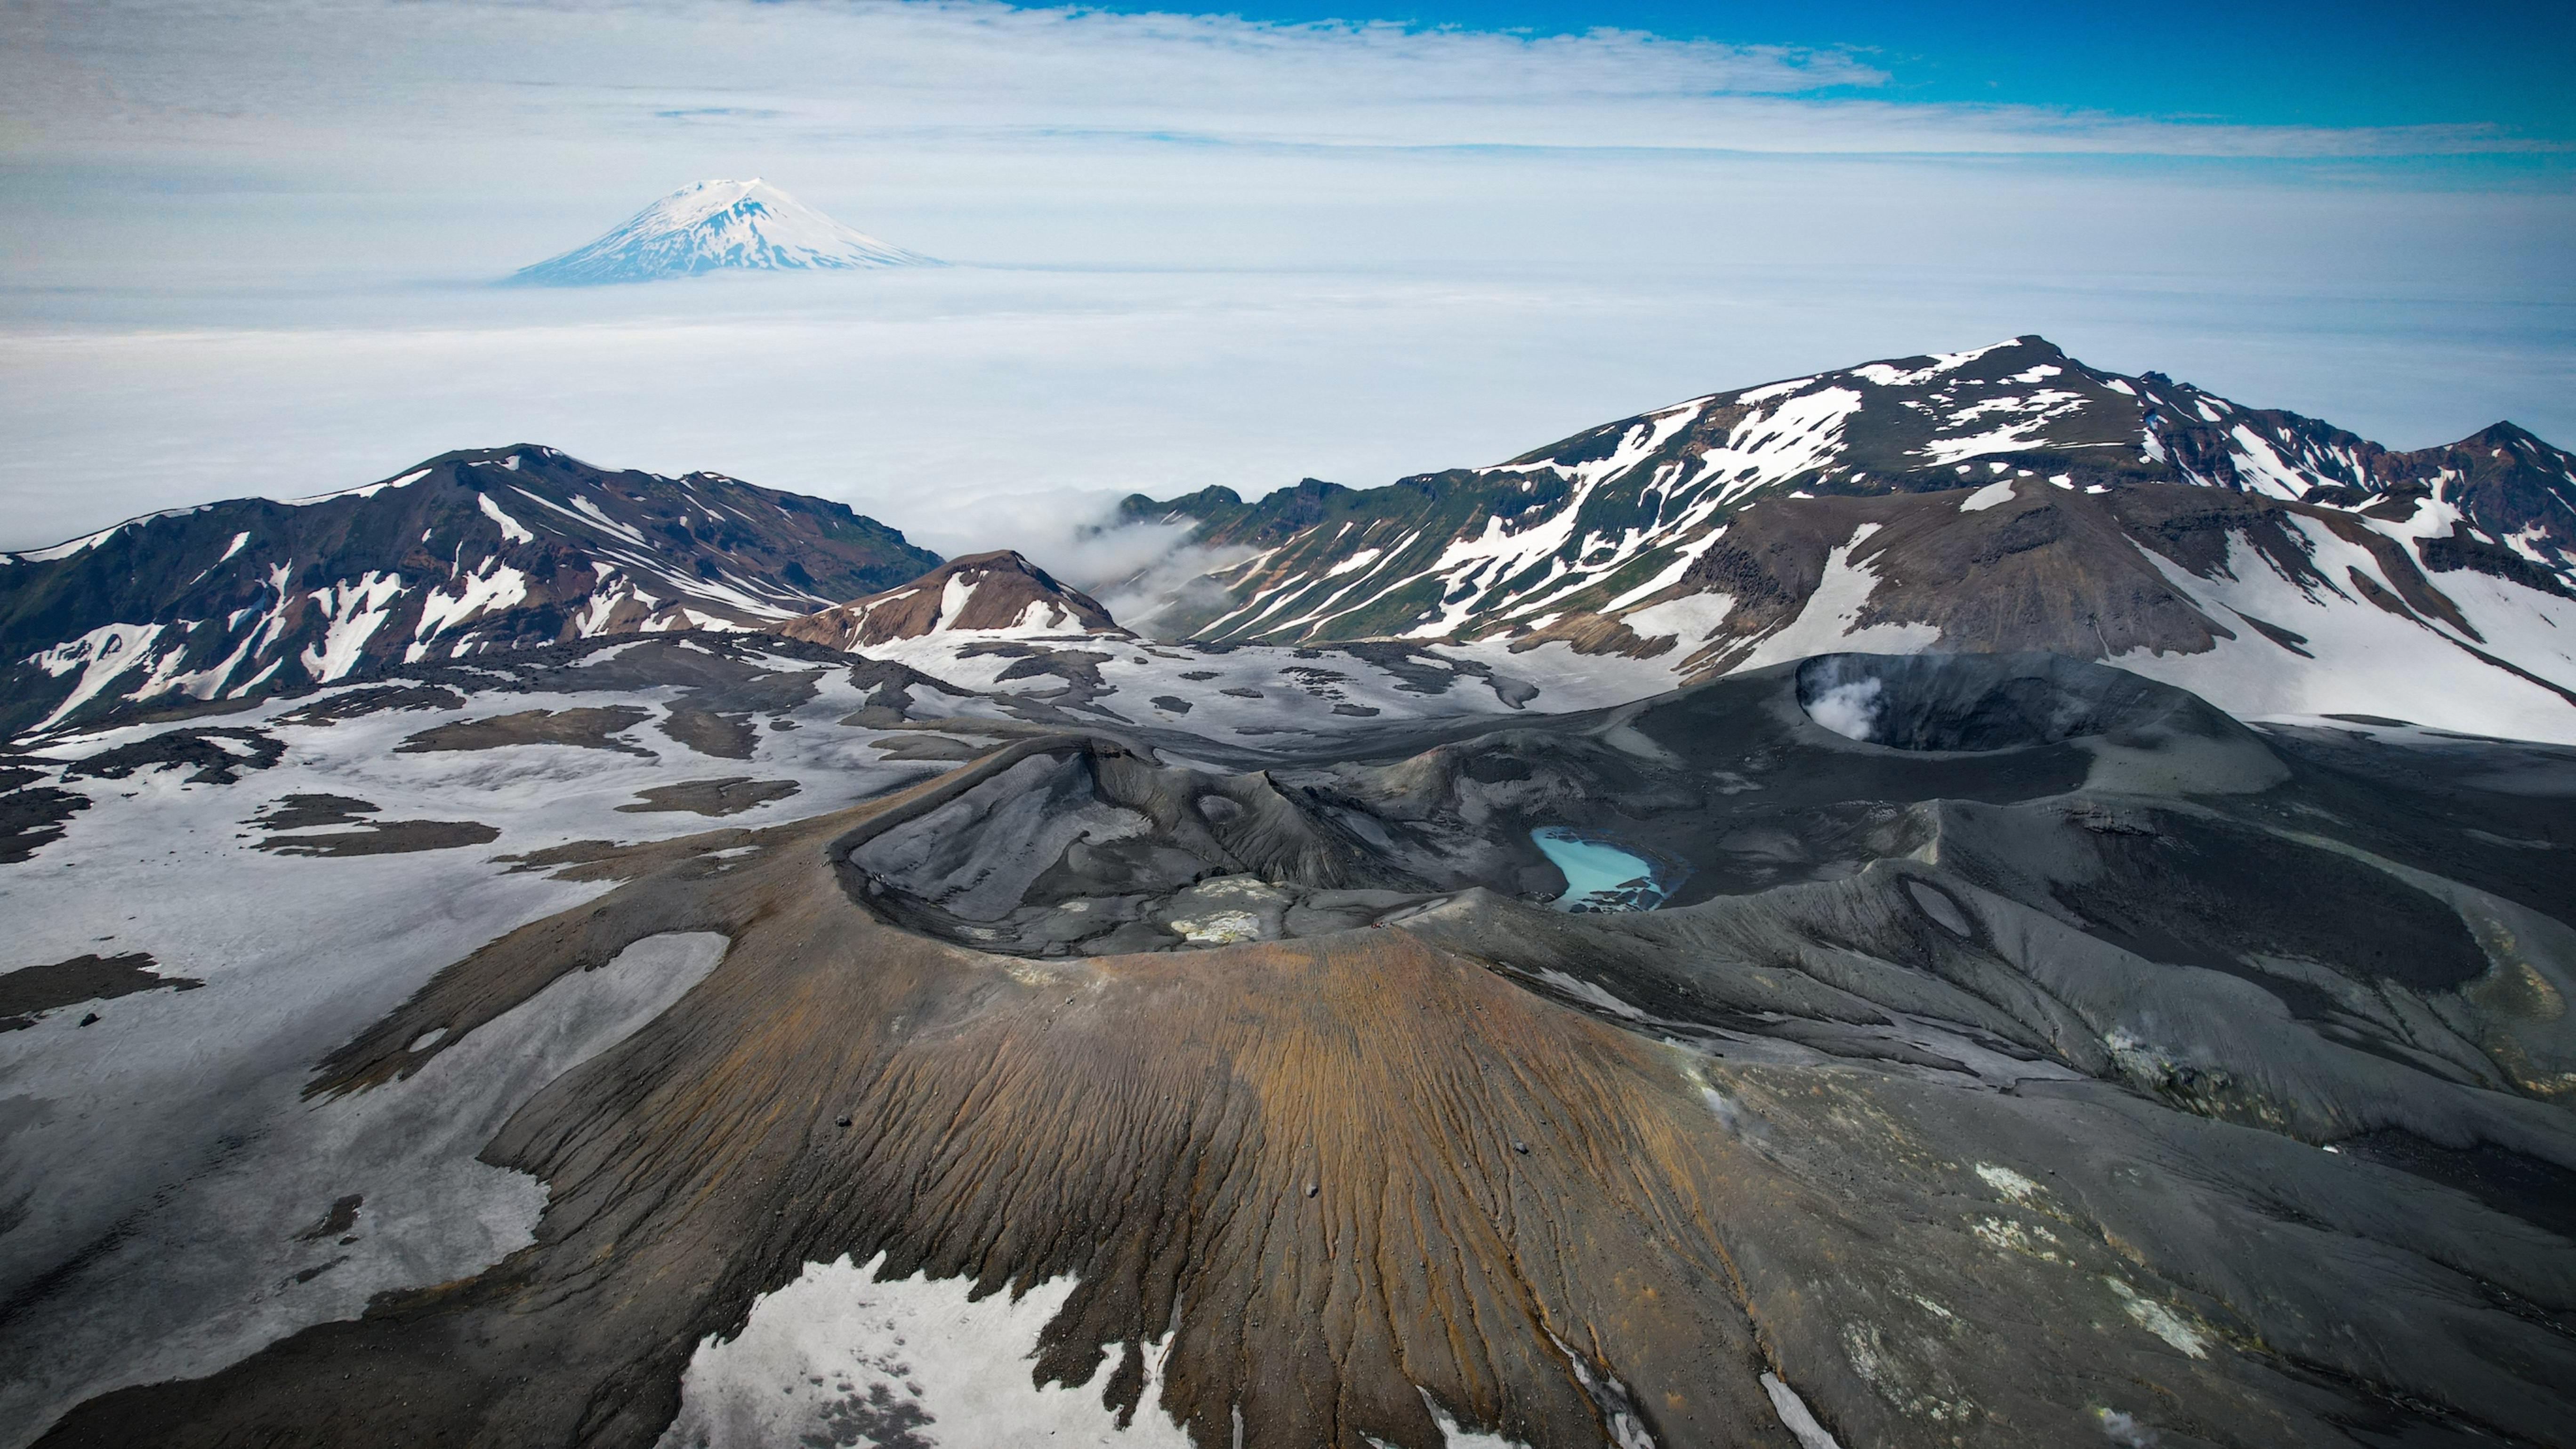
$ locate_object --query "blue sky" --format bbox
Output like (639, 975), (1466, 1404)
(1, 0), (2570, 562)
(1079, 0), (2576, 139)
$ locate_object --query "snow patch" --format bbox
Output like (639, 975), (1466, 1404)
(1919, 389), (2093, 466)
(2112, 521), (2576, 744)
(477, 494), (534, 544)
(1536, 967), (1647, 1019)
(1958, 479), (2018, 513)
(1702, 387), (1867, 505)
(1416, 1392), (1536, 1449)
(1621, 591), (1734, 646)
(27, 622), (168, 731)
(1846, 339), (2011, 389)
(287, 468), (430, 507)
(1760, 1373), (1846, 1449)
(415, 563), (531, 641)
(1974, 1164), (2043, 1203)
(1727, 537), (1940, 674)
(2225, 424), (2312, 500)
(656, 1253), (1191, 1449)
(1733, 376), (1815, 405)
(298, 572), (405, 683)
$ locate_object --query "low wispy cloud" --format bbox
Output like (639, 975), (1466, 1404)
(1022, 515), (1256, 635)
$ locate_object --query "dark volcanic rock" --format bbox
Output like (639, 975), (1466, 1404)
(0, 953), (201, 1031)
(254, 821), (501, 857)
(654, 706), (757, 760)
(397, 707), (655, 757)
(248, 794), (500, 856)
(0, 782), (87, 863)
(250, 795), (382, 831)
(274, 686), (467, 727)
(614, 777), (803, 817)
(62, 727), (286, 786)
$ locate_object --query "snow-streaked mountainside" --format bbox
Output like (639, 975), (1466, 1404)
(509, 179), (934, 286)
(0, 447), (939, 735)
(1119, 335), (2576, 741)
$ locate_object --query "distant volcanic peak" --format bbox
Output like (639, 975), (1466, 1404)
(784, 550), (1122, 650)
(2482, 419), (2555, 449)
(509, 178), (935, 286)
(2443, 419), (2576, 471)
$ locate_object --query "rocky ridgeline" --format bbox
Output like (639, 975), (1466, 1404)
(0, 446), (938, 736)
(1116, 337), (2576, 739)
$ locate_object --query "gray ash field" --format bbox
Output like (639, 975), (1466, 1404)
(4, 631), (2572, 1449)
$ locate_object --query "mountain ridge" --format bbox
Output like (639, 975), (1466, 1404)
(0, 446), (940, 735)
(1113, 335), (2576, 740)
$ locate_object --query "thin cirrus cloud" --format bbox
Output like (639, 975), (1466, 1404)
(4, 0), (2552, 166)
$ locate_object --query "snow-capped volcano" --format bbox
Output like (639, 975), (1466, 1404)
(509, 178), (934, 285)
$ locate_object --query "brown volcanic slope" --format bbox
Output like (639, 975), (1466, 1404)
(1630, 480), (2521, 675)
(782, 549), (1119, 649)
(38, 657), (2576, 1449)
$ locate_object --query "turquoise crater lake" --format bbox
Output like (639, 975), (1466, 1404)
(1530, 827), (1683, 913)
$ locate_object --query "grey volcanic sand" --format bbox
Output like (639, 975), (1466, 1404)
(16, 652), (2576, 1447)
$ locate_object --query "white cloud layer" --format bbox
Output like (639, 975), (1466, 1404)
(6, 259), (2569, 568)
